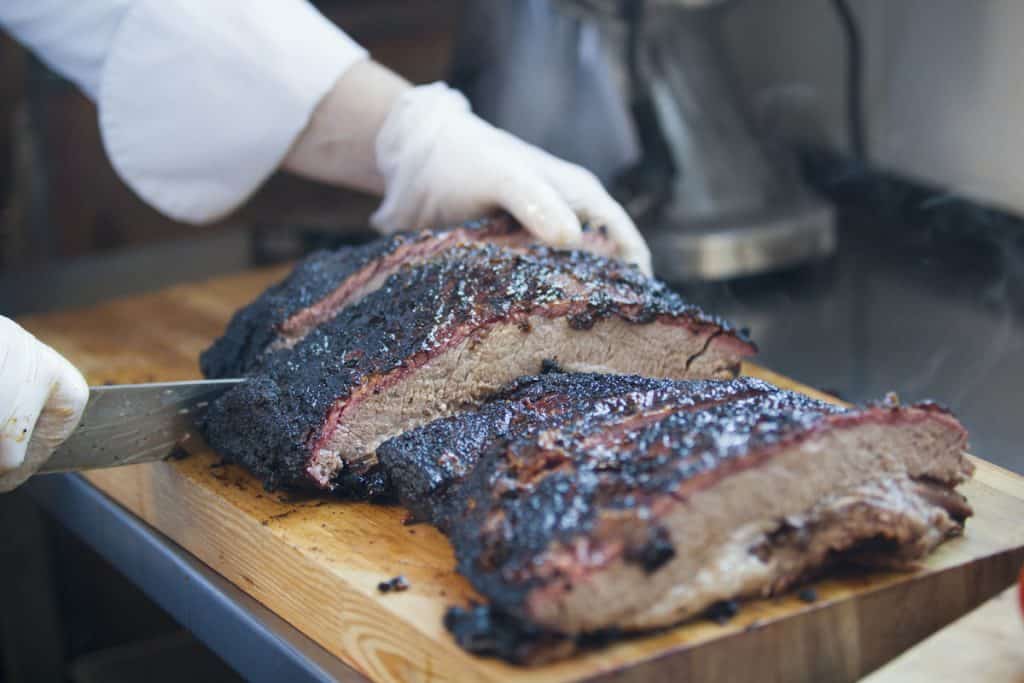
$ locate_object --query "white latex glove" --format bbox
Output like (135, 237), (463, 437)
(284, 64), (651, 274)
(0, 317), (89, 492)
(374, 83), (652, 274)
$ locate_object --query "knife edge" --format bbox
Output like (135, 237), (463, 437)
(40, 379), (241, 474)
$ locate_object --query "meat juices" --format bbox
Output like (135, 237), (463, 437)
(379, 374), (973, 663)
(202, 242), (754, 495)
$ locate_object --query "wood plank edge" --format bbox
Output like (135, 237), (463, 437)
(84, 466), (505, 683)
(582, 545), (1024, 683)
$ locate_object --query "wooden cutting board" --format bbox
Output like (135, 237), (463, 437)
(863, 585), (1024, 683)
(19, 266), (1024, 683)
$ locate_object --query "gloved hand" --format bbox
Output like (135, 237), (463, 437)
(372, 83), (652, 273)
(0, 317), (89, 492)
(284, 62), (652, 274)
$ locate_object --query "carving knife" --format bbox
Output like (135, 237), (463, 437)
(38, 379), (241, 474)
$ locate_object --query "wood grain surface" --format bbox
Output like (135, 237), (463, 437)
(863, 584), (1024, 683)
(19, 266), (1024, 683)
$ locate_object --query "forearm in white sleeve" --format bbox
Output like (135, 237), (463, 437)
(3, 0), (368, 225)
(99, 0), (367, 224)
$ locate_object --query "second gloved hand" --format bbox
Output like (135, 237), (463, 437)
(0, 317), (89, 492)
(283, 62), (651, 275)
(372, 83), (652, 274)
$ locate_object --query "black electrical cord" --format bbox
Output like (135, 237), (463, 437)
(608, 0), (677, 218)
(831, 0), (866, 162)
(621, 0), (675, 176)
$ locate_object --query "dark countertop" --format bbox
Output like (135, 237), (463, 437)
(675, 175), (1024, 473)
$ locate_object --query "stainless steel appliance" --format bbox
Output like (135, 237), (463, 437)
(451, 0), (836, 281)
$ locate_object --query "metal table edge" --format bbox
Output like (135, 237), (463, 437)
(27, 473), (368, 683)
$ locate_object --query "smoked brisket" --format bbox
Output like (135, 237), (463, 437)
(378, 374), (973, 663)
(201, 245), (754, 495)
(200, 215), (617, 379)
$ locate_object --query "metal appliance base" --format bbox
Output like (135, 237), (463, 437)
(647, 200), (837, 282)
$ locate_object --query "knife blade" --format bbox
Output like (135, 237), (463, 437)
(39, 379), (242, 474)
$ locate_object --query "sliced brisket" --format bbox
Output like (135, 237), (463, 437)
(200, 215), (617, 378)
(201, 245), (754, 495)
(380, 373), (761, 523)
(379, 374), (973, 662)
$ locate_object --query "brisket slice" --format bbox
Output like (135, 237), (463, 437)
(200, 214), (616, 378)
(201, 246), (754, 496)
(379, 372), (761, 523)
(378, 374), (973, 663)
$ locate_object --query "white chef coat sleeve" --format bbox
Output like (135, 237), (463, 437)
(100, 0), (368, 224)
(2, 0), (368, 225)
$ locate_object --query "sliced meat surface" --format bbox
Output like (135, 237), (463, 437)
(200, 215), (617, 378)
(380, 372), (761, 523)
(379, 374), (973, 663)
(201, 247), (754, 496)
